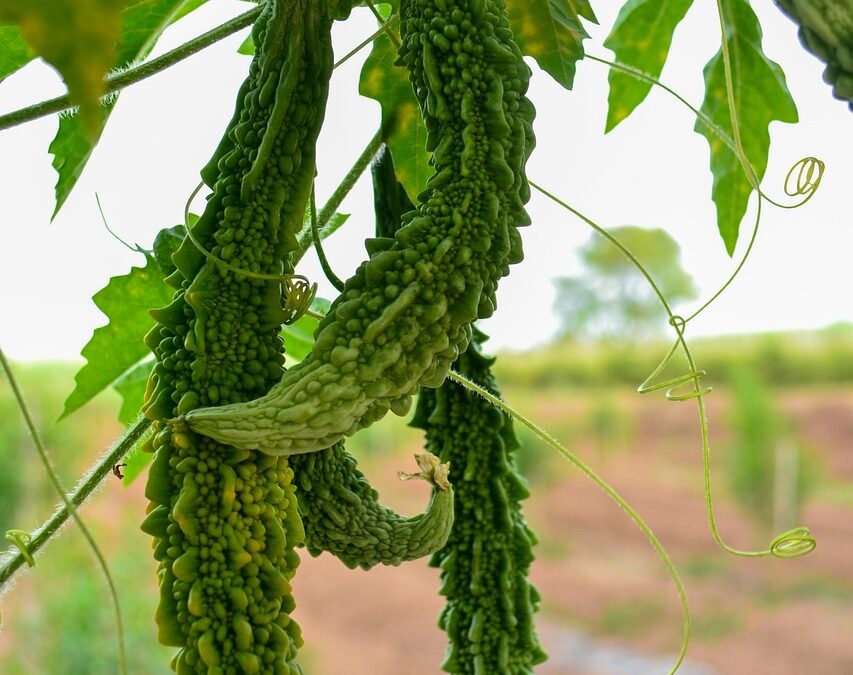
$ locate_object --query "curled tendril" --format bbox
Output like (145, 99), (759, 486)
(183, 181), (316, 324)
(281, 276), (319, 324)
(771, 527), (817, 558)
(530, 178), (817, 562)
(783, 156), (825, 204)
(638, 317), (712, 402)
(5, 530), (35, 568)
(586, 54), (825, 213)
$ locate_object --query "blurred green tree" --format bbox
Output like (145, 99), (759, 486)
(553, 226), (697, 340)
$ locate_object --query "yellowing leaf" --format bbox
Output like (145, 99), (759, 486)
(49, 0), (211, 217)
(603, 0), (694, 132)
(0, 0), (125, 137)
(507, 0), (597, 90)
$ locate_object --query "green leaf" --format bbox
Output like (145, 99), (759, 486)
(152, 223), (186, 277)
(603, 0), (693, 132)
(507, 0), (597, 90)
(50, 110), (109, 218)
(238, 33), (255, 55)
(113, 360), (154, 426)
(49, 0), (210, 218)
(0, 0), (125, 137)
(359, 23), (430, 201)
(0, 24), (33, 81)
(61, 255), (172, 419)
(282, 297), (330, 363)
(695, 0), (798, 254)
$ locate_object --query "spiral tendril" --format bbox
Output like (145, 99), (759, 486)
(183, 181), (317, 324)
(5, 530), (35, 568)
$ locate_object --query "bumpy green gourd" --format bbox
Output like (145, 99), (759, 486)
(412, 328), (545, 674)
(183, 0), (536, 456)
(141, 1), (343, 671)
(289, 447), (454, 569)
(775, 0), (853, 109)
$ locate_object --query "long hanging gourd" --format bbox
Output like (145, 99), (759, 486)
(289, 147), (455, 570)
(140, 1), (346, 672)
(412, 328), (546, 674)
(773, 0), (853, 109)
(183, 0), (537, 456)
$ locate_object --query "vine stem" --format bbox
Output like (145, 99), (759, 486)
(0, 349), (148, 673)
(293, 127), (384, 265)
(0, 413), (151, 589)
(0, 7), (262, 132)
(447, 369), (690, 675)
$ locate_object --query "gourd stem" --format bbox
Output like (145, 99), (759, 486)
(293, 127), (383, 264)
(0, 7), (262, 132)
(0, 415), (151, 589)
(309, 183), (345, 291)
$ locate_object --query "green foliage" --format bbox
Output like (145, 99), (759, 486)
(724, 367), (818, 529)
(0, 0), (124, 136)
(359, 16), (431, 201)
(61, 255), (172, 420)
(507, 0), (597, 90)
(553, 225), (697, 340)
(604, 0), (693, 131)
(602, 0), (800, 253)
(496, 326), (853, 388)
(49, 0), (210, 216)
(0, 25), (31, 81)
(725, 368), (780, 524)
(696, 0), (798, 254)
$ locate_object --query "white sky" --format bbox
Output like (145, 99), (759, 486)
(0, 1), (851, 361)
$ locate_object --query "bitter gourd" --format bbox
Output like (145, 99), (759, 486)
(183, 0), (537, 456)
(289, 447), (454, 569)
(775, 0), (853, 109)
(412, 328), (545, 674)
(141, 1), (343, 671)
(287, 147), (455, 570)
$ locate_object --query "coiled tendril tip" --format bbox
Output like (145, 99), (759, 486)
(5, 530), (35, 568)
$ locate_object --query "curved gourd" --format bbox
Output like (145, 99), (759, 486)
(289, 447), (454, 569)
(412, 328), (546, 674)
(141, 1), (344, 671)
(183, 0), (537, 456)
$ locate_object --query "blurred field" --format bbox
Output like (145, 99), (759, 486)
(2, 329), (853, 674)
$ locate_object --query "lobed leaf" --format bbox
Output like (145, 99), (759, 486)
(0, 0), (124, 137)
(695, 0), (798, 254)
(61, 255), (173, 419)
(603, 0), (693, 132)
(48, 0), (211, 218)
(507, 0), (597, 91)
